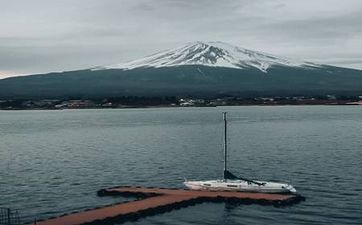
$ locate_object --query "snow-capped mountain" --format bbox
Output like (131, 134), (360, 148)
(98, 41), (319, 73)
(1, 41), (362, 99)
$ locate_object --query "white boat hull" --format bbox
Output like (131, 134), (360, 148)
(184, 179), (297, 194)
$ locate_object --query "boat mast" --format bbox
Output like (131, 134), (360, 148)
(223, 112), (227, 178)
(221, 112), (266, 185)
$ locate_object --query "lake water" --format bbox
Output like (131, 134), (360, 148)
(1, 106), (362, 225)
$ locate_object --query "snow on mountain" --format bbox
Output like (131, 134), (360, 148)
(96, 41), (320, 73)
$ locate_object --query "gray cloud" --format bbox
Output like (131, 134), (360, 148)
(1, 0), (362, 78)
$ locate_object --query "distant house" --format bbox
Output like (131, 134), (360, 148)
(101, 102), (113, 107)
(65, 100), (95, 108)
(180, 101), (194, 106)
(179, 98), (205, 106)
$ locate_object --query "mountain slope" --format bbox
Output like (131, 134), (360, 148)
(0, 41), (362, 99)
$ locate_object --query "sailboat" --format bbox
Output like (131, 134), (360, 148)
(184, 112), (297, 193)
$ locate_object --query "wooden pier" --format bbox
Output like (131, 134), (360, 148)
(26, 186), (305, 225)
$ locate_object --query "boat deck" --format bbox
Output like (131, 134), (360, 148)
(25, 186), (305, 225)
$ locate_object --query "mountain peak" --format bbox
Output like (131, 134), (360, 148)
(98, 41), (319, 72)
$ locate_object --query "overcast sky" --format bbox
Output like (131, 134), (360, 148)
(1, 0), (362, 78)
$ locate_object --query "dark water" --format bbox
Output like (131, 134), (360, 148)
(1, 106), (361, 225)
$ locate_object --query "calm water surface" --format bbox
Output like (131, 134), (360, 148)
(1, 106), (361, 224)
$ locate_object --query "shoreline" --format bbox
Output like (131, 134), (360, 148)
(2, 97), (362, 110)
(1, 103), (362, 111)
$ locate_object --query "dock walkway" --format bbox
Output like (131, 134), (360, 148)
(26, 186), (305, 225)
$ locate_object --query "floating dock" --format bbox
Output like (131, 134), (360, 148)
(26, 186), (305, 225)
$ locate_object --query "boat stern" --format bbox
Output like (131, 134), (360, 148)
(284, 184), (297, 193)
